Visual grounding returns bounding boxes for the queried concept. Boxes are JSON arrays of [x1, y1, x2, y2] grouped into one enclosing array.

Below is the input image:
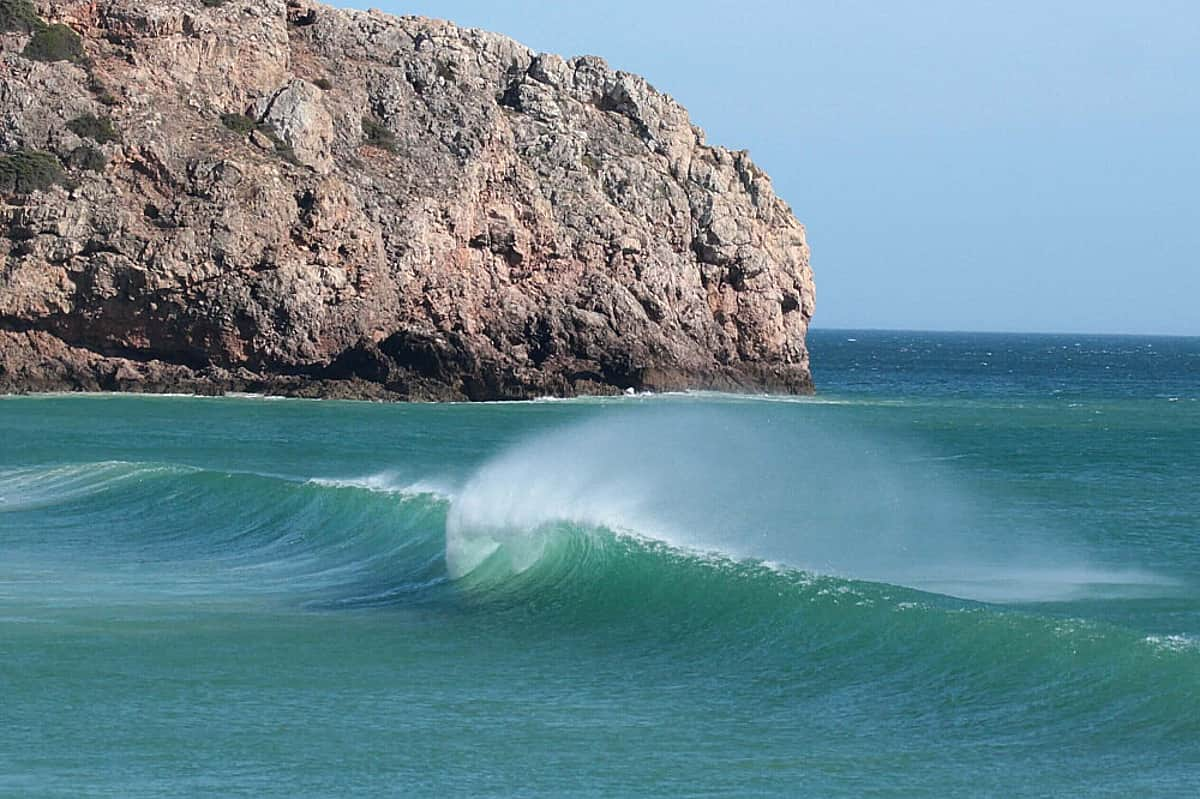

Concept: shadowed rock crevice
[[0, 0, 814, 400]]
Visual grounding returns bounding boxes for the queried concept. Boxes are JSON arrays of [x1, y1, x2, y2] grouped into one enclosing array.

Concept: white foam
[[308, 472, 454, 500], [1144, 634, 1199, 653]]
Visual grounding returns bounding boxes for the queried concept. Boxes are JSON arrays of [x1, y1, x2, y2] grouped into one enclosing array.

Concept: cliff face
[[0, 0, 814, 400]]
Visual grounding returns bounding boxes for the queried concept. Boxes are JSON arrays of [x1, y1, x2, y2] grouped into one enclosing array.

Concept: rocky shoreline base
[[0, 329, 812, 401]]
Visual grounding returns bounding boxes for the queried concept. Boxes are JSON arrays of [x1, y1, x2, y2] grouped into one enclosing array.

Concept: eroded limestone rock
[[0, 0, 814, 400]]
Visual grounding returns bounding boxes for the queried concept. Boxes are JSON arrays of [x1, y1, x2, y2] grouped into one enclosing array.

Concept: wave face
[[3, 342, 1200, 797], [1, 460, 453, 609]]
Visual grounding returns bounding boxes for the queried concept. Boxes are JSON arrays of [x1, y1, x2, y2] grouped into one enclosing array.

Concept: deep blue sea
[[2, 329, 1198, 797]]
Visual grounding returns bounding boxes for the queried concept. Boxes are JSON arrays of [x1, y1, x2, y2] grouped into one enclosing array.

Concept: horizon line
[[810, 326, 1200, 339]]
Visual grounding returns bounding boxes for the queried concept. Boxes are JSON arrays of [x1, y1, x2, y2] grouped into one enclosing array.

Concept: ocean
[[1, 329, 1198, 797]]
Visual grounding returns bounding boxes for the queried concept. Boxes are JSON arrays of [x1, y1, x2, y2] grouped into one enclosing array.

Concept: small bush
[[275, 143, 301, 165], [313, 77, 333, 91], [86, 75, 118, 106], [5, 222, 35, 242], [0, 150, 65, 195], [23, 23, 84, 63], [220, 113, 258, 134], [289, 8, 317, 26], [67, 113, 119, 144], [0, 0, 44, 33], [256, 125, 301, 165], [220, 113, 301, 165], [201, 0, 228, 7], [68, 145, 107, 172], [361, 117, 396, 152]]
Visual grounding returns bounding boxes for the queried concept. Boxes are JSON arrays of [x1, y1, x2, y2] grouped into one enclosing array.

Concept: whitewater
[[2, 330, 1199, 797]]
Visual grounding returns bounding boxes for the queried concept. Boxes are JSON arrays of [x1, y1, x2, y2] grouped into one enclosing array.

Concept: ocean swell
[[3, 446, 1198, 725]]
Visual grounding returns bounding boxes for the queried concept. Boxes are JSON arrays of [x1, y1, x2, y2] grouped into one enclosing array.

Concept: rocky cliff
[[0, 0, 814, 400]]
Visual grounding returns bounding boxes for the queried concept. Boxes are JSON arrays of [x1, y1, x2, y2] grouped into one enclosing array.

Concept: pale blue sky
[[337, 1, 1199, 335]]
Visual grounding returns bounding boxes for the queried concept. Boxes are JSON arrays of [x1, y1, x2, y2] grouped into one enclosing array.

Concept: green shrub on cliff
[[67, 114, 120, 144], [260, 127, 301, 165], [219, 113, 300, 165], [220, 113, 258, 134], [361, 117, 397, 152], [0, 150, 65, 195], [23, 23, 84, 63], [68, 145, 107, 173], [91, 86, 119, 106], [0, 0, 44, 33]]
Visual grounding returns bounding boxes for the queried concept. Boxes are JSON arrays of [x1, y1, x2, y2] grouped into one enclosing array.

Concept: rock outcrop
[[0, 0, 814, 400]]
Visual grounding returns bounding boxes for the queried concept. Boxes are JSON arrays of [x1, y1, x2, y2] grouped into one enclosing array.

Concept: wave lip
[[0, 461, 191, 512], [307, 472, 455, 500]]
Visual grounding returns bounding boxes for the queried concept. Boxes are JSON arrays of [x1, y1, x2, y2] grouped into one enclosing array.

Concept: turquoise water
[[2, 330, 1198, 797]]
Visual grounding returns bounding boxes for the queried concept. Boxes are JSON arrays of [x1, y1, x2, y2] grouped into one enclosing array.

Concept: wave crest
[[443, 407, 1175, 603]]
